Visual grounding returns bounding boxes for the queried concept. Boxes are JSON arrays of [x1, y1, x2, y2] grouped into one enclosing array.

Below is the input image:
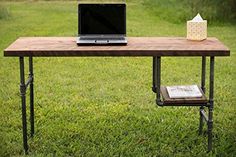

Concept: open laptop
[[77, 3, 127, 45]]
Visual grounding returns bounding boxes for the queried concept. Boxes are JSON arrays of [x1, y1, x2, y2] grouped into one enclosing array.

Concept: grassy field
[[0, 1, 236, 156]]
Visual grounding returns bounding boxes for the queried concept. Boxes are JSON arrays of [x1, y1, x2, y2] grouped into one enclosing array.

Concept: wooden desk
[[4, 37, 230, 154]]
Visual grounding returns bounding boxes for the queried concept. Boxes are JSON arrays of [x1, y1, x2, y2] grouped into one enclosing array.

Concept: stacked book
[[166, 85, 202, 99]]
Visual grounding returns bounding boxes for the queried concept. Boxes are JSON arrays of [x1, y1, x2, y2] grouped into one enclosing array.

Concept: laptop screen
[[79, 4, 126, 35]]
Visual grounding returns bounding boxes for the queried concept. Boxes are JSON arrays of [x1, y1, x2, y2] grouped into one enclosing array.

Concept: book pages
[[166, 85, 202, 98]]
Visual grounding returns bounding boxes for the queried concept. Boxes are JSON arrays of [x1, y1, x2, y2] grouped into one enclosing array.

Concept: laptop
[[77, 3, 127, 45]]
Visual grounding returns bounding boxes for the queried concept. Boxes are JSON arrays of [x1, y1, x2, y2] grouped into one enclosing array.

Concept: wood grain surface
[[4, 37, 230, 57]]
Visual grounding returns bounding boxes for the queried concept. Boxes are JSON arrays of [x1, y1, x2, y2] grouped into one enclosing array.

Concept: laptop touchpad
[[95, 40, 109, 44]]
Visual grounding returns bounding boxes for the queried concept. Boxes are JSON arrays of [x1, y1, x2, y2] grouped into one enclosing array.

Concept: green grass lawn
[[0, 1, 235, 156]]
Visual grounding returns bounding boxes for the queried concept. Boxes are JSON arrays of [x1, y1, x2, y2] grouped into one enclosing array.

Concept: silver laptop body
[[77, 3, 127, 45]]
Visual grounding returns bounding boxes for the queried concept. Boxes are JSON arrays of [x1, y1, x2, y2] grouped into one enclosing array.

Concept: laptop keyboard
[[80, 37, 125, 40]]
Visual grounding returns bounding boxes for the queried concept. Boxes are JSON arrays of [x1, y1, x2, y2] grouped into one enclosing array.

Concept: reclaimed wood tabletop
[[4, 37, 230, 57]]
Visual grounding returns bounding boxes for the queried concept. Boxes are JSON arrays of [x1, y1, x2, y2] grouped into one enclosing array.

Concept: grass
[[0, 0, 236, 156], [143, 0, 236, 24]]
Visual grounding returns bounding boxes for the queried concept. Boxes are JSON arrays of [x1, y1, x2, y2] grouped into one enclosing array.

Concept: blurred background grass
[[143, 0, 236, 24], [0, 0, 235, 156], [1, 0, 235, 23]]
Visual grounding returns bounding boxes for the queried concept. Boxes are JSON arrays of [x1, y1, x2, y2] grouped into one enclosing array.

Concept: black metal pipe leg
[[199, 106, 204, 135], [208, 56, 215, 152], [208, 108, 213, 152], [201, 56, 206, 93], [19, 57, 28, 154], [152, 57, 157, 93], [29, 57, 34, 137], [156, 57, 162, 105], [199, 56, 206, 135]]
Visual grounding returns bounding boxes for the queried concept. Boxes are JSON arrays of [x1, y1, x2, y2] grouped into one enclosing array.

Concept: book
[[166, 85, 202, 99]]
